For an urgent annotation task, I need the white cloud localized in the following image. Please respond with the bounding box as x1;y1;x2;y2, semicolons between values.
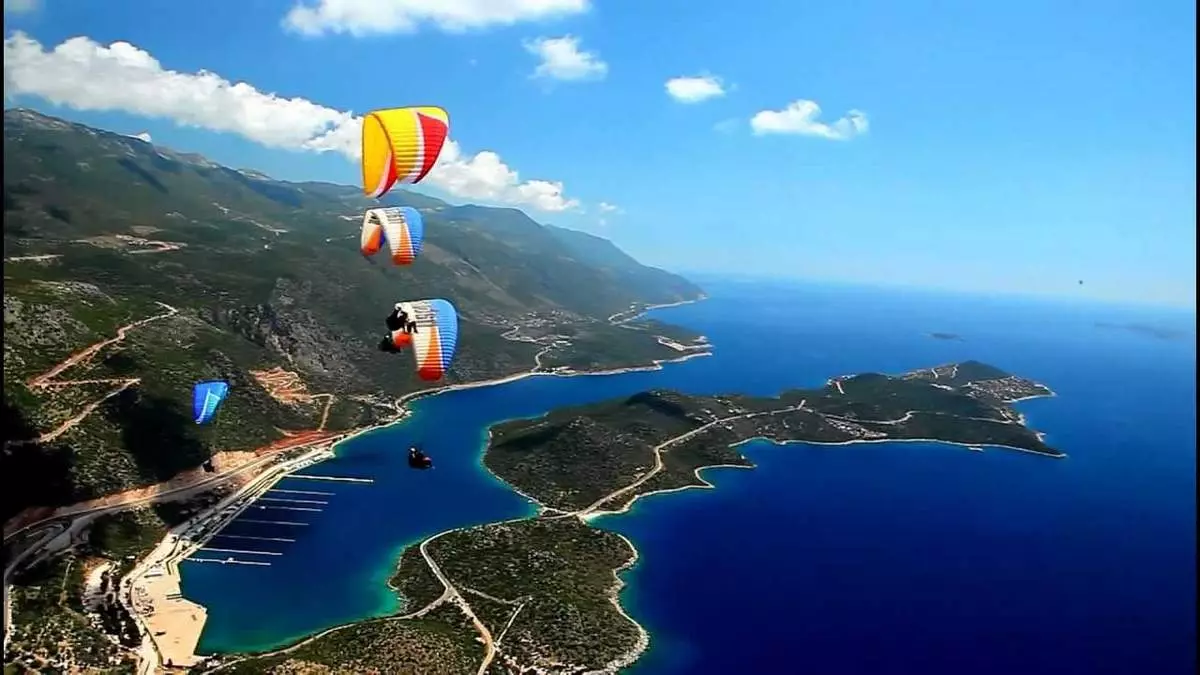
750;100;869;140
524;35;607;82
665;74;726;104
131;131;153;143
283;0;590;37
3;0;40;14
2;32;580;212
594;202;621;227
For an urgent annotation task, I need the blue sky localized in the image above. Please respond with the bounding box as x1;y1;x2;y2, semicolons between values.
4;0;1196;308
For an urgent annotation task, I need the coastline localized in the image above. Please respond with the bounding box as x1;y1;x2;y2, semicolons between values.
596;531;651;675
605;296;707;325
476;368;1059;670
573;395;1064;668
198;381;1058;671
732;433;1068;459
126;438;346;671
124;296;710;672
389;296;713;414
479;428;563;516
203;514;540;673
585;389;1063;524
120;293;1068;675
581;463;757;524
1007;390;1059;404
146;315;1063;673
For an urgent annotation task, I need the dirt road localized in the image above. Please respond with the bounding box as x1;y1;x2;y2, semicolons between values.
10;302;179;447
571;404;807;518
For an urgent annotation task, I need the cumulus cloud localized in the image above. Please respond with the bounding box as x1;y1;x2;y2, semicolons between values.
2;32;580;212
750;100;869;140
598;201;621;213
3;0;40;14
524;35;607;82
664;74;726;104
283;0;590;37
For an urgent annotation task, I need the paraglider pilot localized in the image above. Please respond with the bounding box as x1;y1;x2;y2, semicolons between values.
408;445;433;469
389;303;409;332
390;303;419;334
378;303;418;353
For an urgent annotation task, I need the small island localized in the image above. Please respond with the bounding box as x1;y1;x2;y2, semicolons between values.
219;360;1058;674
928;331;964;341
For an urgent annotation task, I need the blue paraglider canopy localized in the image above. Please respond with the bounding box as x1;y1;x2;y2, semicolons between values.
193;380;230;425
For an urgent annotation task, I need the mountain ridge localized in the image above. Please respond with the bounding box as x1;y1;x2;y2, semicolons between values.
2;107;707;521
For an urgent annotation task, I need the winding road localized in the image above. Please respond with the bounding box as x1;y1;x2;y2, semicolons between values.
11;302;179;447
2;301;349;662
419;532;498;675
569;403;808;519
204;526;502;674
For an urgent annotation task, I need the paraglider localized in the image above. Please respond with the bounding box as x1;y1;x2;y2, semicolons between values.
360;207;424;265
361;106;450;198
377;299;459;381
193;380;229;425
408;446;433;470
356;107;460;372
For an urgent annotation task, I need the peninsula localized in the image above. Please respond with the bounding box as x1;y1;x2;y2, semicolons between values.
485;360;1057;515
218;360;1057;674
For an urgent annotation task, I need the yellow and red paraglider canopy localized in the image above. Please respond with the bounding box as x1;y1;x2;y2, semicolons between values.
361;106;450;198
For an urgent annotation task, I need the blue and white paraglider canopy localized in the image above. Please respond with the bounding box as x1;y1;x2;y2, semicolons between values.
193;380;230;425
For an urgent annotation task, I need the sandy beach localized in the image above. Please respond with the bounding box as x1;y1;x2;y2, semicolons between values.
129;546;208;669
126;437;344;672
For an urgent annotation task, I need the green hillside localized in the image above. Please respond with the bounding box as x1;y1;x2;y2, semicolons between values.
1;108;704;521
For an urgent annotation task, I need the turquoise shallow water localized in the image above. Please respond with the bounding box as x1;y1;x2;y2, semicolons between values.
181;280;1196;674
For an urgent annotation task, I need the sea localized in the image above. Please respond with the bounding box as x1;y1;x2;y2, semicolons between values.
179;278;1197;675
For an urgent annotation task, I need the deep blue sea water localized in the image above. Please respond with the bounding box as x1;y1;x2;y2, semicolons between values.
180;280;1196;674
